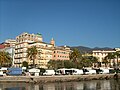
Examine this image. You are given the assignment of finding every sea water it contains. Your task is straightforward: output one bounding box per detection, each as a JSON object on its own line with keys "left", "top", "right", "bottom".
{"left": 1, "top": 79, "right": 120, "bottom": 90}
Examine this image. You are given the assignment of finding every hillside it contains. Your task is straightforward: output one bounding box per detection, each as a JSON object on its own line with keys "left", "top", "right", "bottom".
{"left": 70, "top": 46, "right": 113, "bottom": 54}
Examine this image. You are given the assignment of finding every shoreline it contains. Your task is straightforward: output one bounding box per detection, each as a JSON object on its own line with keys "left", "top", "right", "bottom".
{"left": 0, "top": 74, "right": 119, "bottom": 83}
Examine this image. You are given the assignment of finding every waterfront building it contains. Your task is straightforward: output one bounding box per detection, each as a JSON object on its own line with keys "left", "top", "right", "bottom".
{"left": 16, "top": 32, "right": 43, "bottom": 43}
{"left": 14, "top": 32, "right": 71, "bottom": 68}
{"left": 53, "top": 46, "right": 71, "bottom": 61}
{"left": 92, "top": 50, "right": 116, "bottom": 67}
{"left": 14, "top": 32, "right": 51, "bottom": 68}
{"left": 5, "top": 39, "right": 16, "bottom": 47}
{"left": 28, "top": 41, "right": 54, "bottom": 68}
{"left": 114, "top": 48, "right": 120, "bottom": 51}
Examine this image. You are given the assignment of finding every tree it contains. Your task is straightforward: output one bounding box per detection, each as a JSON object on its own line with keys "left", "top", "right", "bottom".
{"left": 22, "top": 61, "right": 28, "bottom": 68}
{"left": 47, "top": 60, "right": 76, "bottom": 69}
{"left": 64, "top": 60, "right": 76, "bottom": 68}
{"left": 114, "top": 51, "right": 120, "bottom": 69}
{"left": 79, "top": 56, "right": 93, "bottom": 68}
{"left": 0, "top": 51, "right": 12, "bottom": 67}
{"left": 70, "top": 48, "right": 82, "bottom": 63}
{"left": 103, "top": 57, "right": 109, "bottom": 67}
{"left": 87, "top": 56, "right": 98, "bottom": 68}
{"left": 27, "top": 46, "right": 38, "bottom": 67}
{"left": 104, "top": 53, "right": 115, "bottom": 67}
{"left": 69, "top": 48, "right": 82, "bottom": 68}
{"left": 47, "top": 60, "right": 57, "bottom": 69}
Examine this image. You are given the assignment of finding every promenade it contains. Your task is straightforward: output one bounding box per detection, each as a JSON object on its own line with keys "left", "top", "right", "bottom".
{"left": 0, "top": 74, "right": 119, "bottom": 83}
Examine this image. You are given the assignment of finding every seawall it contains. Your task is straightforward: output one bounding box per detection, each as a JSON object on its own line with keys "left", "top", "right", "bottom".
{"left": 0, "top": 74, "right": 119, "bottom": 83}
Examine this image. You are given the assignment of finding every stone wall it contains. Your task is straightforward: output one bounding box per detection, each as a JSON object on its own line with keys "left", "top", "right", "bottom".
{"left": 0, "top": 74, "right": 119, "bottom": 83}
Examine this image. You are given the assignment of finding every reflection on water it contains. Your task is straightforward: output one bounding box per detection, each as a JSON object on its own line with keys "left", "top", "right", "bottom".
{"left": 0, "top": 79, "right": 120, "bottom": 90}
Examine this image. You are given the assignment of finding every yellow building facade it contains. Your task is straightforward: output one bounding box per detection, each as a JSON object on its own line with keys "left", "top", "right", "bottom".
{"left": 14, "top": 32, "right": 71, "bottom": 68}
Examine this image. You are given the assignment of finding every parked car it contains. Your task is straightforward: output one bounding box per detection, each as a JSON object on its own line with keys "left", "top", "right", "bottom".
{"left": 99, "top": 68, "right": 109, "bottom": 74}
{"left": 28, "top": 68, "right": 40, "bottom": 76}
{"left": 43, "top": 70, "right": 55, "bottom": 75}
{"left": 72, "top": 69, "right": 84, "bottom": 75}
{"left": 83, "top": 68, "right": 96, "bottom": 74}
{"left": 0, "top": 67, "right": 8, "bottom": 76}
{"left": 0, "top": 71, "right": 3, "bottom": 76}
{"left": 56, "top": 68, "right": 70, "bottom": 75}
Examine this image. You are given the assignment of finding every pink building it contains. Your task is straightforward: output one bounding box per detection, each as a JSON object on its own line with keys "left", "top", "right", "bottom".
{"left": 53, "top": 46, "right": 71, "bottom": 61}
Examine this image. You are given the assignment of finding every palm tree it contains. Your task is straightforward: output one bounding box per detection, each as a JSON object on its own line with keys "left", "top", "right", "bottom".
{"left": 27, "top": 46, "right": 38, "bottom": 67}
{"left": 69, "top": 48, "right": 82, "bottom": 63}
{"left": 114, "top": 51, "right": 120, "bottom": 69}
{"left": 69, "top": 48, "right": 82, "bottom": 68}
{"left": 104, "top": 53, "right": 115, "bottom": 67}
{"left": 103, "top": 57, "right": 109, "bottom": 67}
{"left": 88, "top": 56, "right": 98, "bottom": 68}
{"left": 0, "top": 51, "right": 12, "bottom": 67}
{"left": 47, "top": 60, "right": 56, "bottom": 69}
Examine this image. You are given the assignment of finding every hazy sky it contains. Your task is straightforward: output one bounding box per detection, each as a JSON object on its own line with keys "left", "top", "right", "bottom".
{"left": 0, "top": 0, "right": 120, "bottom": 48}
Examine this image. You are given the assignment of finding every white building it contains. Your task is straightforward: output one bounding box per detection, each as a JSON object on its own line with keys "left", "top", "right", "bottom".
{"left": 4, "top": 47, "right": 15, "bottom": 66}
{"left": 92, "top": 50, "right": 119, "bottom": 67}
{"left": 5, "top": 39, "right": 16, "bottom": 47}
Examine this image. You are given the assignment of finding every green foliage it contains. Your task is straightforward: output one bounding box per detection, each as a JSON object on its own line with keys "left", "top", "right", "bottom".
{"left": 47, "top": 56, "right": 98, "bottom": 69}
{"left": 47, "top": 49, "right": 99, "bottom": 69}
{"left": 27, "top": 46, "right": 38, "bottom": 67}
{"left": 0, "top": 51, "right": 12, "bottom": 67}
{"left": 39, "top": 68, "right": 45, "bottom": 75}
{"left": 47, "top": 60, "right": 76, "bottom": 69}
{"left": 104, "top": 51, "right": 120, "bottom": 68}
{"left": 69, "top": 48, "right": 82, "bottom": 63}
{"left": 22, "top": 61, "right": 28, "bottom": 68}
{"left": 64, "top": 60, "right": 76, "bottom": 68}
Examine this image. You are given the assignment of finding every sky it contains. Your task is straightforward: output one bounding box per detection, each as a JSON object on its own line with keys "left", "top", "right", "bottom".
{"left": 0, "top": 0, "right": 120, "bottom": 48}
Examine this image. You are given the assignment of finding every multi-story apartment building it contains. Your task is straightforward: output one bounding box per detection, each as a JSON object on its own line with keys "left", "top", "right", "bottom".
{"left": 53, "top": 46, "right": 71, "bottom": 61}
{"left": 15, "top": 42, "right": 29, "bottom": 67}
{"left": 92, "top": 50, "right": 116, "bottom": 67}
{"left": 14, "top": 32, "right": 52, "bottom": 68}
{"left": 16, "top": 32, "right": 43, "bottom": 43}
{"left": 28, "top": 42, "right": 54, "bottom": 68}
{"left": 5, "top": 39, "right": 16, "bottom": 47}
{"left": 14, "top": 32, "right": 71, "bottom": 68}
{"left": 115, "top": 48, "right": 120, "bottom": 51}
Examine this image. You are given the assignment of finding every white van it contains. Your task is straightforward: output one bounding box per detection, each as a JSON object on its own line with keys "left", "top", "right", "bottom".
{"left": 99, "top": 68, "right": 109, "bottom": 74}
{"left": 29, "top": 68, "right": 40, "bottom": 76}
{"left": 0, "top": 67, "right": 7, "bottom": 76}
{"left": 83, "top": 68, "right": 96, "bottom": 74}
{"left": 43, "top": 70, "right": 55, "bottom": 75}
{"left": 0, "top": 71, "right": 3, "bottom": 76}
{"left": 72, "top": 69, "right": 83, "bottom": 75}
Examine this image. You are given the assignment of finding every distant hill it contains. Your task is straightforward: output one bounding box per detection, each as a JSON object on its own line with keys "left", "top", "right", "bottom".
{"left": 70, "top": 46, "right": 113, "bottom": 54}
{"left": 70, "top": 46, "right": 92, "bottom": 54}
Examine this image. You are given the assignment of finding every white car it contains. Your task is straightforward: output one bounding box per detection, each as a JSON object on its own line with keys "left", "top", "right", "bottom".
{"left": 0, "top": 71, "right": 3, "bottom": 76}
{"left": 99, "top": 68, "right": 109, "bottom": 74}
{"left": 43, "top": 70, "right": 55, "bottom": 75}
{"left": 72, "top": 69, "right": 84, "bottom": 75}
{"left": 84, "top": 69, "right": 96, "bottom": 74}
